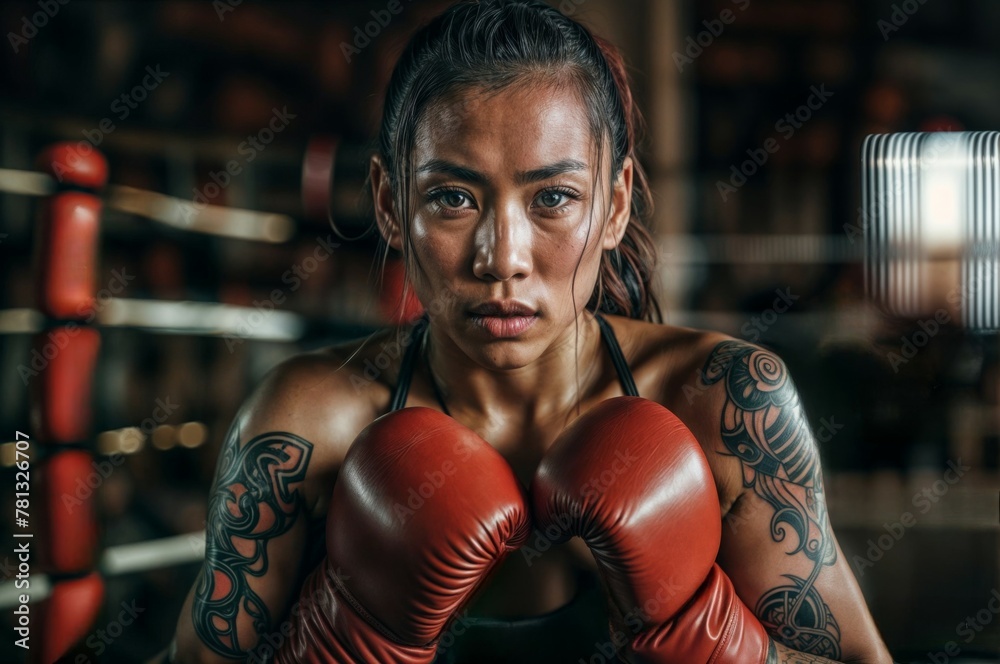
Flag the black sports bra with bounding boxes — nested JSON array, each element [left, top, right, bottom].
[[387, 312, 639, 412]]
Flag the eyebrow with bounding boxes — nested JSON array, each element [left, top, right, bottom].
[[415, 158, 588, 186]]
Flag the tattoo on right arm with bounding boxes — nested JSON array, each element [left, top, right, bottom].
[[702, 342, 841, 659], [192, 426, 313, 658], [771, 639, 845, 663]]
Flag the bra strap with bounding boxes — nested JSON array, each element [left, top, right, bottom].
[[594, 313, 639, 398], [387, 315, 429, 411]]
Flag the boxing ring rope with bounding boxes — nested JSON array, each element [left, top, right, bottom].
[[0, 300, 305, 340], [4, 138, 335, 663], [0, 531, 207, 609], [26, 143, 108, 664], [0, 167, 294, 243], [1, 130, 415, 661]]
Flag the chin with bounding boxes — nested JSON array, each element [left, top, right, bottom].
[[474, 347, 539, 371], [456, 329, 544, 370]]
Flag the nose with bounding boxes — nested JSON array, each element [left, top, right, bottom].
[[472, 206, 533, 282]]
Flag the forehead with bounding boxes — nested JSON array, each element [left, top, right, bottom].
[[414, 80, 596, 172]]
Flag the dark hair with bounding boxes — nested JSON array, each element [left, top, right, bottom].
[[372, 0, 662, 323]]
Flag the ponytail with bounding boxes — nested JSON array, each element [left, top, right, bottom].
[[587, 34, 662, 323]]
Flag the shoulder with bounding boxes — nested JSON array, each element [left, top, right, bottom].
[[599, 314, 743, 405], [605, 316, 804, 509], [604, 315, 792, 411], [662, 331, 793, 413], [232, 324, 416, 513]]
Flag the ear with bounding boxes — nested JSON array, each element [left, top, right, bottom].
[[602, 156, 633, 251], [370, 154, 403, 252]]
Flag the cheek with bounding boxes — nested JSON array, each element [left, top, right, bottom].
[[535, 220, 606, 320], [407, 215, 467, 285], [537, 218, 605, 284]]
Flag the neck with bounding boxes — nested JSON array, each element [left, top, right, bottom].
[[424, 310, 606, 427]]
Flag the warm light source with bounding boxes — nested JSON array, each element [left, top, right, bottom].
[[864, 131, 1000, 329]]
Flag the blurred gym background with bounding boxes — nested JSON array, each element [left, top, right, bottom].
[[1, 0, 998, 661]]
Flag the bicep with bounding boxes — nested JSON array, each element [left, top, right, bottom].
[[719, 489, 883, 661], [174, 421, 316, 663], [698, 340, 890, 662]]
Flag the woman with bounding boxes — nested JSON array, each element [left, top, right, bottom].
[[162, 1, 895, 662]]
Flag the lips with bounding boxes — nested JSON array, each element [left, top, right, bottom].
[[468, 301, 537, 317], [467, 301, 538, 338]]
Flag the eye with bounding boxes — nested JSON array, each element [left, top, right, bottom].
[[534, 187, 580, 211], [440, 190, 469, 208], [427, 187, 475, 214]]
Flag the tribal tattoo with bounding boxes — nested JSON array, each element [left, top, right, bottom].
[[701, 342, 841, 659], [778, 652, 842, 664], [769, 640, 846, 664], [192, 426, 313, 658]]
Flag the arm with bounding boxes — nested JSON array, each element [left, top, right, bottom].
[[168, 354, 349, 664], [176, 425, 313, 663], [697, 340, 893, 664]]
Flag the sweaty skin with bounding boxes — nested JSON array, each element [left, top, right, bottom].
[[368, 79, 892, 662], [370, 79, 634, 617], [164, 78, 893, 663]]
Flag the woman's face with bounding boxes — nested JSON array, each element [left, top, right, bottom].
[[374, 80, 632, 369]]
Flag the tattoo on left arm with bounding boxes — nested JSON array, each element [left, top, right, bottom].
[[702, 342, 841, 659]]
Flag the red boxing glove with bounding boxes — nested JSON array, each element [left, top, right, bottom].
[[531, 397, 771, 664], [276, 408, 530, 664]]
